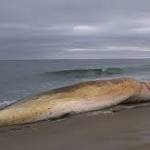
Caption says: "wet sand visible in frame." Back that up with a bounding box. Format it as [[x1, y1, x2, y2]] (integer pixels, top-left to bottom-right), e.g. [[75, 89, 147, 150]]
[[0, 106, 150, 150]]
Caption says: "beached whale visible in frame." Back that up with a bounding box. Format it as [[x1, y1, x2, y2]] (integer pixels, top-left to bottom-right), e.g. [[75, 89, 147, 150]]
[[0, 77, 150, 127]]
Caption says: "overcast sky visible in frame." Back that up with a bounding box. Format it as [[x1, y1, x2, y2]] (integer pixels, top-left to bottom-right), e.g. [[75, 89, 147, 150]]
[[0, 0, 150, 59]]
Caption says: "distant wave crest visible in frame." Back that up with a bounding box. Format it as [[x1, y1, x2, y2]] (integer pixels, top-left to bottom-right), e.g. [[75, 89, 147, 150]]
[[44, 67, 124, 78]]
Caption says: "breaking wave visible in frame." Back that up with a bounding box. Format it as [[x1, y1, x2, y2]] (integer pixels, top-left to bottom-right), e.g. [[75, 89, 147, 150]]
[[44, 67, 124, 78]]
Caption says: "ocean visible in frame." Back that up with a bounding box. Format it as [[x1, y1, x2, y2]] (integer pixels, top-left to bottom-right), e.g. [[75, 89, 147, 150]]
[[0, 59, 150, 108]]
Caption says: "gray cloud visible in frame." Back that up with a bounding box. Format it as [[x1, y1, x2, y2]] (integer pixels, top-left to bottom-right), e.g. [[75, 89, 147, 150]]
[[0, 0, 150, 59]]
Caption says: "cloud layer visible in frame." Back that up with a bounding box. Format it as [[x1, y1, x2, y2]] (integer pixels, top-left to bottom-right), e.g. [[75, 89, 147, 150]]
[[0, 0, 150, 59]]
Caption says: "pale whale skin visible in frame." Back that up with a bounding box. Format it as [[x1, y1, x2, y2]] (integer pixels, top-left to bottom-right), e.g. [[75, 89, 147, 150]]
[[0, 77, 150, 127]]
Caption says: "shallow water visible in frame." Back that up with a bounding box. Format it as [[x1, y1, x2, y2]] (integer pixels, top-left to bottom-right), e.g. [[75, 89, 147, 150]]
[[0, 59, 150, 107]]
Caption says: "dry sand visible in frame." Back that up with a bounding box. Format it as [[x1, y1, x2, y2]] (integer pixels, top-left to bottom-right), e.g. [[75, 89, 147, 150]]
[[0, 106, 150, 150]]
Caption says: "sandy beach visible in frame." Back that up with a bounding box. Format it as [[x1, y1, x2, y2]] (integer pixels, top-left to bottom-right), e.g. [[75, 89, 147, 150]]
[[0, 106, 150, 150]]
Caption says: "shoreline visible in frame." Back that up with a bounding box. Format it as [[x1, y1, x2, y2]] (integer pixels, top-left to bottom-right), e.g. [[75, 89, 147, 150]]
[[0, 106, 150, 150]]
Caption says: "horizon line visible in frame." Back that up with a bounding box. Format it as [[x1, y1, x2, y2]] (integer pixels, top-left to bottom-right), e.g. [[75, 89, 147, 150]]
[[0, 58, 150, 61]]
